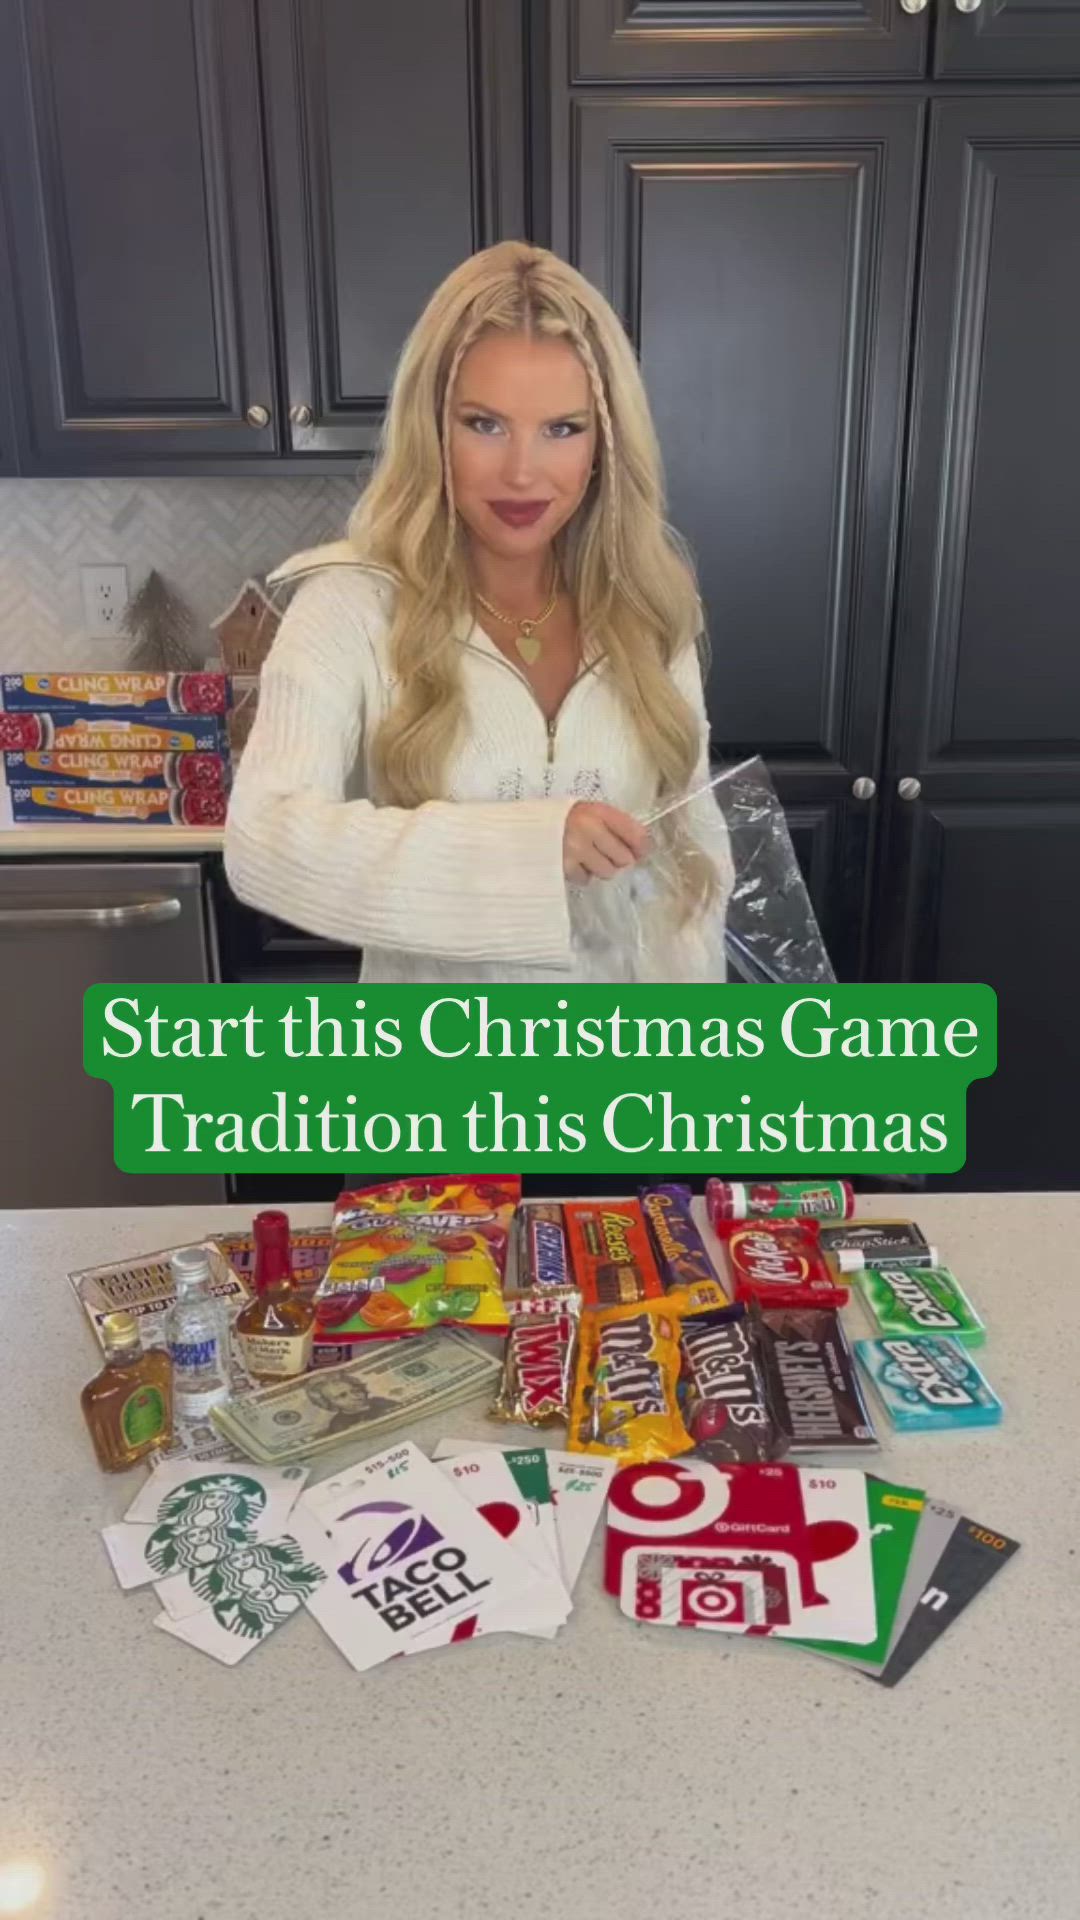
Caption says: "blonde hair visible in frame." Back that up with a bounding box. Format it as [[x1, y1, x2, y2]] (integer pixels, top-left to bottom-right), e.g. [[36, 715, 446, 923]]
[[348, 241, 717, 922]]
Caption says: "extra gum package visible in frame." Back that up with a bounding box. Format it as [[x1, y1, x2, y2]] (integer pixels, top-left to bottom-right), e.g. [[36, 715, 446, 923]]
[[313, 1176, 519, 1340], [568, 1300, 691, 1465]]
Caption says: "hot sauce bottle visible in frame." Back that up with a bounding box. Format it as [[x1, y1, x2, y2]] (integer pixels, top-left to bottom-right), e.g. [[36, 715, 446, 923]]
[[235, 1210, 314, 1383]]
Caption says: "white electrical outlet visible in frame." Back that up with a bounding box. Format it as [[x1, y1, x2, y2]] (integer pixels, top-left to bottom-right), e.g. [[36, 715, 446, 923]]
[[80, 564, 129, 634]]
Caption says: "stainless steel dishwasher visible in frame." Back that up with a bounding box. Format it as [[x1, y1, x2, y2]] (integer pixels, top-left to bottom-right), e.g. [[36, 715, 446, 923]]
[[0, 861, 227, 1206]]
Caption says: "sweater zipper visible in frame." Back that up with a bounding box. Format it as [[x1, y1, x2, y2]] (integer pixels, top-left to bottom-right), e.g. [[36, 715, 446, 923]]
[[460, 637, 601, 771]]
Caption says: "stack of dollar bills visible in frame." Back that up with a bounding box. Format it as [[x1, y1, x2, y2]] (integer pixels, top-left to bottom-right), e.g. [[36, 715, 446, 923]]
[[210, 1329, 502, 1465]]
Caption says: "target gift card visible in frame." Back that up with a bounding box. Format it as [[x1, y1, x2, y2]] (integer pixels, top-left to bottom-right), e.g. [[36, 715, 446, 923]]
[[606, 1459, 876, 1643]]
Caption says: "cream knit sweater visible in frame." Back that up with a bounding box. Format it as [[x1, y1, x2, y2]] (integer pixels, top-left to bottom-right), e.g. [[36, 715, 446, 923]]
[[224, 554, 732, 984]]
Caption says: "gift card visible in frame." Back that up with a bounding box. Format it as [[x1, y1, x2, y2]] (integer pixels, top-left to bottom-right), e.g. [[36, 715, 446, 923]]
[[406, 1449, 569, 1646], [430, 1439, 615, 1594], [153, 1534, 325, 1660], [103, 1462, 308, 1591], [874, 1512, 1020, 1687], [605, 1460, 876, 1642], [125, 1459, 309, 1534], [790, 1477, 924, 1667], [294, 1441, 538, 1672]]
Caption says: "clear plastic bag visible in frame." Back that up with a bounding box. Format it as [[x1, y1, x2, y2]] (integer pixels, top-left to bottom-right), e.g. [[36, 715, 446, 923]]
[[568, 755, 836, 985]]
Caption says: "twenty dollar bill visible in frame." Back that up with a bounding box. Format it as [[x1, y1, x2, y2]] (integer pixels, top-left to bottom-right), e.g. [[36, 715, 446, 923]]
[[210, 1329, 502, 1463]]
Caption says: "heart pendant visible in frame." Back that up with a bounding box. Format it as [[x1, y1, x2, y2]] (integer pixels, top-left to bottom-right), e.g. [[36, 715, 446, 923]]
[[516, 633, 541, 666]]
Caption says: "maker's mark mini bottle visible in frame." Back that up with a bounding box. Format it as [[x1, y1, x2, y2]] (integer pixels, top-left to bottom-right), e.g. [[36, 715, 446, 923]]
[[235, 1210, 314, 1383]]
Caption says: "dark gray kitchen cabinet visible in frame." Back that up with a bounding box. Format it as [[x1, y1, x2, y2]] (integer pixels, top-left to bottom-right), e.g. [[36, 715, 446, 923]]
[[550, 91, 924, 983], [875, 97, 1080, 1186], [934, 0, 1080, 78], [258, 0, 526, 457], [0, 0, 279, 470], [555, 0, 930, 83]]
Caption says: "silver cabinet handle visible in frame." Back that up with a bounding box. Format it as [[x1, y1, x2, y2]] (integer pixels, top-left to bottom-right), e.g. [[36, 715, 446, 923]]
[[852, 777, 877, 801], [900, 0, 928, 14], [898, 777, 922, 802], [289, 402, 313, 427], [955, 0, 982, 12], [245, 403, 271, 429], [0, 896, 182, 929]]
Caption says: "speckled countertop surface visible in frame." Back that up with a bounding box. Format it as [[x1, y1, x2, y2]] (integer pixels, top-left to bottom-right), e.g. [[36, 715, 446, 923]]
[[1, 1193, 1077, 1920]]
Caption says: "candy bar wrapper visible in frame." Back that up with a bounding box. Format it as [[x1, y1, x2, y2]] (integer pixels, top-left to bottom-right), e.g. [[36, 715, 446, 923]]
[[706, 1178, 854, 1229], [817, 1219, 938, 1273], [855, 1263, 985, 1347], [511, 1202, 572, 1295], [569, 1300, 692, 1465], [492, 1290, 581, 1427], [638, 1183, 729, 1312], [723, 1218, 848, 1310], [0, 669, 231, 715], [680, 1303, 787, 1464], [756, 1307, 879, 1453], [562, 1200, 665, 1308]]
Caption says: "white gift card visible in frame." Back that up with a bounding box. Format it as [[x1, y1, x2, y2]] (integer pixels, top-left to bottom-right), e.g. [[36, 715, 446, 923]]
[[294, 1441, 538, 1673], [125, 1458, 308, 1534], [153, 1533, 324, 1664], [104, 1463, 308, 1592], [431, 1438, 614, 1594], [407, 1449, 570, 1646]]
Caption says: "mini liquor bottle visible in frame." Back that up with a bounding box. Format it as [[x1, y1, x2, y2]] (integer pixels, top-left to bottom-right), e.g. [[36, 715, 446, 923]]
[[81, 1311, 173, 1470], [235, 1210, 314, 1382]]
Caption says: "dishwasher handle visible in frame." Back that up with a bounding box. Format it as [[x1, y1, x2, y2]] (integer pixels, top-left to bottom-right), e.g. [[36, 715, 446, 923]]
[[0, 894, 182, 930]]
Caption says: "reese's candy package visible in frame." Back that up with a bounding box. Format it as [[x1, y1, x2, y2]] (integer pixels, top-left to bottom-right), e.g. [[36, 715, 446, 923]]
[[638, 1183, 729, 1312], [562, 1200, 664, 1307], [723, 1218, 848, 1310], [680, 1303, 786, 1465], [493, 1290, 581, 1427], [512, 1201, 571, 1296], [569, 1301, 691, 1465], [756, 1306, 878, 1453], [313, 1176, 518, 1339], [707, 1178, 854, 1230]]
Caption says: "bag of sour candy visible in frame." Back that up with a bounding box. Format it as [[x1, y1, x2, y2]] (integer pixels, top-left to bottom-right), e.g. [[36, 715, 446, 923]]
[[312, 1176, 519, 1341]]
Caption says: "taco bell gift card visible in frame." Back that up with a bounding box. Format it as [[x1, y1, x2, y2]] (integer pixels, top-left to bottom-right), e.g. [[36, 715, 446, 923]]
[[293, 1441, 538, 1671]]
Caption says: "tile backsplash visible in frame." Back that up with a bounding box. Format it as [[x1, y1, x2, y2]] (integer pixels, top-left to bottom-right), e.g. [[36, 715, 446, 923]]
[[0, 475, 358, 668]]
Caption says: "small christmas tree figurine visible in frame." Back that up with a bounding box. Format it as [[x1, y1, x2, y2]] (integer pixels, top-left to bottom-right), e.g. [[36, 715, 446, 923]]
[[123, 569, 200, 673]]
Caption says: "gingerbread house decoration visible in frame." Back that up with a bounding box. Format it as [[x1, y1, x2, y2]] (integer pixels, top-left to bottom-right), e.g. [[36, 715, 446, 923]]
[[211, 578, 280, 675]]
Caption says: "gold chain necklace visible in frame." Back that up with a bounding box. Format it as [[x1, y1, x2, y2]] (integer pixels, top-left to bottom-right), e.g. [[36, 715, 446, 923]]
[[473, 568, 559, 666]]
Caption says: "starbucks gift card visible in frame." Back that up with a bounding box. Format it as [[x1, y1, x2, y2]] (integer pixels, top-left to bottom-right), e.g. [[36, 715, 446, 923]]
[[154, 1535, 326, 1664], [103, 1462, 310, 1591]]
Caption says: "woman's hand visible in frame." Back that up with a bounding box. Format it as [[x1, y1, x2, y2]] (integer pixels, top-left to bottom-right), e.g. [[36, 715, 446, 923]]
[[562, 801, 650, 884]]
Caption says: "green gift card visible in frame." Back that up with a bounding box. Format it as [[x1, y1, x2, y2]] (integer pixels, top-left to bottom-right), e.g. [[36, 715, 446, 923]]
[[856, 1263, 985, 1347]]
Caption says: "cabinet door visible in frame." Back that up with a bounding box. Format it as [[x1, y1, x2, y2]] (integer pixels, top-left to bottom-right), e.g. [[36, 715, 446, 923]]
[[935, 0, 1080, 78], [0, 0, 278, 471], [556, 0, 929, 82], [552, 94, 922, 979], [260, 0, 527, 458], [876, 98, 1080, 1187]]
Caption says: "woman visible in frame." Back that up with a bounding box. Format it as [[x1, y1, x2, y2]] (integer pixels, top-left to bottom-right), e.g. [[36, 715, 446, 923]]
[[225, 242, 732, 983]]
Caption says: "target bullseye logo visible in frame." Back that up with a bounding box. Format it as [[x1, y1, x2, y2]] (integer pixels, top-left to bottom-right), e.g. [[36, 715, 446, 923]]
[[683, 1581, 739, 1621], [609, 1460, 732, 1539]]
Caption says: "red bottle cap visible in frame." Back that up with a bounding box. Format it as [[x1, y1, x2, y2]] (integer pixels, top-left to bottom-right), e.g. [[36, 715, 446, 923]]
[[253, 1210, 292, 1289]]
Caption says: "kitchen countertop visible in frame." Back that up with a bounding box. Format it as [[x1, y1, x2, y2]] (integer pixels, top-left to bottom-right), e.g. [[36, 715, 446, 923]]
[[1, 1192, 1077, 1920], [0, 825, 224, 855]]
